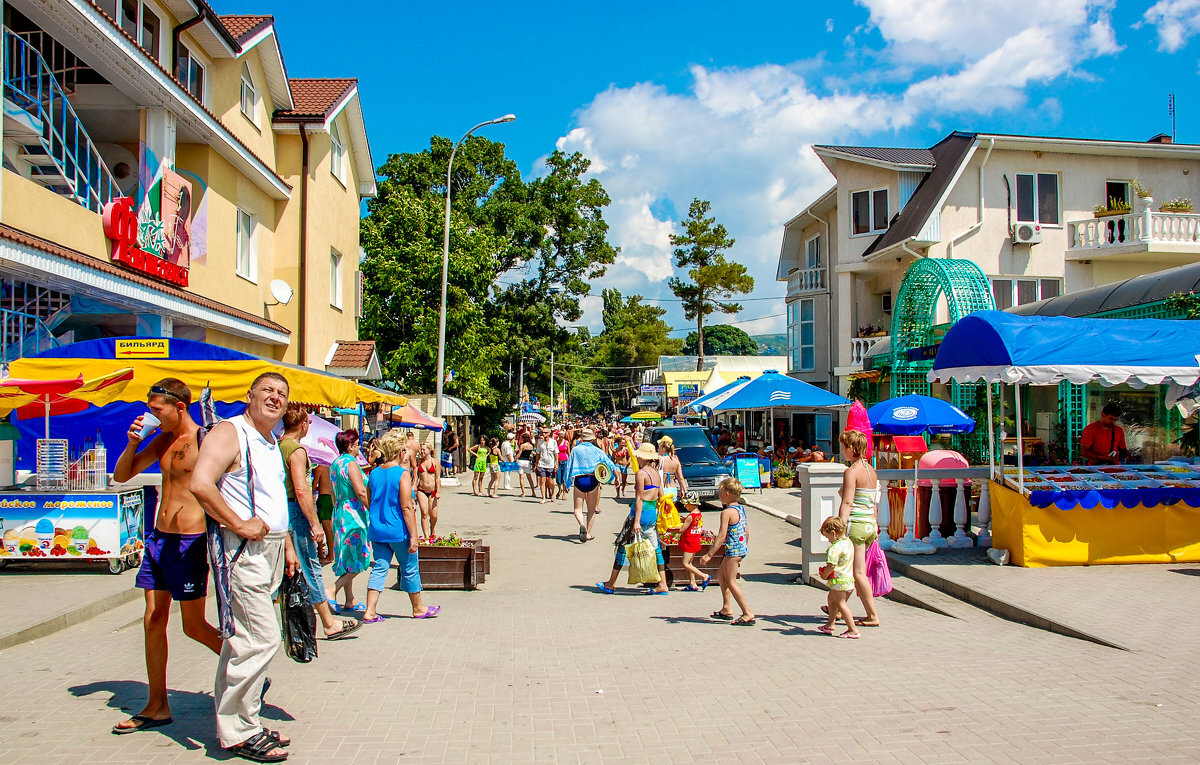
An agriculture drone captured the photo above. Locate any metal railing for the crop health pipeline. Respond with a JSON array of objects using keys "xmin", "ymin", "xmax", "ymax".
[
  {"xmin": 3, "ymin": 28, "xmax": 119, "ymax": 213},
  {"xmin": 1, "ymin": 308, "xmax": 62, "ymax": 365}
]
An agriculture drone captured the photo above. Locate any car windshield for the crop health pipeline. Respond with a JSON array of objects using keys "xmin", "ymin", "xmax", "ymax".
[{"xmin": 655, "ymin": 428, "xmax": 721, "ymax": 466}]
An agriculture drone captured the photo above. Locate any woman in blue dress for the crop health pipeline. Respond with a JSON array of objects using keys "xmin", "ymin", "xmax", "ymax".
[{"xmin": 328, "ymin": 429, "xmax": 372, "ymax": 612}]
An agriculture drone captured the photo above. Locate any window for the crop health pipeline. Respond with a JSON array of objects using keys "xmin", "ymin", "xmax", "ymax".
[
  {"xmin": 804, "ymin": 234, "xmax": 821, "ymax": 270},
  {"xmin": 992, "ymin": 277, "xmax": 1061, "ymax": 310},
  {"xmin": 240, "ymin": 62, "xmax": 257, "ymax": 123},
  {"xmin": 140, "ymin": 8, "xmax": 160, "ymax": 61},
  {"xmin": 788, "ymin": 298, "xmax": 816, "ymax": 372},
  {"xmin": 330, "ymin": 249, "xmax": 343, "ymax": 309},
  {"xmin": 115, "ymin": 1, "xmax": 160, "ymax": 60},
  {"xmin": 330, "ymin": 121, "xmax": 347, "ymax": 184},
  {"xmin": 1106, "ymin": 180, "xmax": 1130, "ymax": 209},
  {"xmin": 236, "ymin": 209, "xmax": 255, "ymax": 281},
  {"xmin": 1015, "ymin": 173, "xmax": 1060, "ymax": 225},
  {"xmin": 851, "ymin": 188, "xmax": 888, "ymax": 235},
  {"xmin": 176, "ymin": 44, "xmax": 205, "ymax": 102},
  {"xmin": 120, "ymin": 0, "xmax": 139, "ymax": 38}
]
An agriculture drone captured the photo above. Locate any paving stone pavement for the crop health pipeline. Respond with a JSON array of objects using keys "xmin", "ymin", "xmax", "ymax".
[{"xmin": 1, "ymin": 481, "xmax": 1198, "ymax": 764}]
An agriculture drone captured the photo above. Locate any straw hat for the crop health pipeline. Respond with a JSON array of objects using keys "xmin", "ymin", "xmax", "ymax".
[
  {"xmin": 580, "ymin": 427, "xmax": 596, "ymax": 441},
  {"xmin": 634, "ymin": 442, "xmax": 661, "ymax": 462}
]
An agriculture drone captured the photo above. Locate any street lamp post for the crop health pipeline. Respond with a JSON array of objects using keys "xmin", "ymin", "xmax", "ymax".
[{"xmin": 434, "ymin": 114, "xmax": 515, "ymax": 479}]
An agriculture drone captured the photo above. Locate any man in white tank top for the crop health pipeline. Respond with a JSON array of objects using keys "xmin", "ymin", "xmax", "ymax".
[{"xmin": 191, "ymin": 372, "xmax": 297, "ymax": 760}]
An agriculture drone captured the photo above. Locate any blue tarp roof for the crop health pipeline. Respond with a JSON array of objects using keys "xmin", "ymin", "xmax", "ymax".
[{"xmin": 929, "ymin": 311, "xmax": 1200, "ymax": 387}]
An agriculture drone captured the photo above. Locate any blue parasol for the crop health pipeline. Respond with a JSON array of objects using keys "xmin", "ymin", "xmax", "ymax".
[{"xmin": 866, "ymin": 394, "xmax": 975, "ymax": 436}]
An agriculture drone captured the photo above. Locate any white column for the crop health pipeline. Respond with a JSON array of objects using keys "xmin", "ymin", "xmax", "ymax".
[
  {"xmin": 925, "ymin": 481, "xmax": 948, "ymax": 548},
  {"xmin": 948, "ymin": 478, "xmax": 973, "ymax": 548},
  {"xmin": 144, "ymin": 108, "xmax": 177, "ymax": 166},
  {"xmin": 892, "ymin": 480, "xmax": 935, "ymax": 555},
  {"xmin": 876, "ymin": 481, "xmax": 893, "ymax": 550},
  {"xmin": 977, "ymin": 479, "xmax": 993, "ymax": 547},
  {"xmin": 797, "ymin": 462, "xmax": 847, "ymax": 584}
]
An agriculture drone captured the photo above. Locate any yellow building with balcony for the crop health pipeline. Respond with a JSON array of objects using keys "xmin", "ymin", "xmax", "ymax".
[{"xmin": 0, "ymin": 0, "xmax": 374, "ymax": 370}]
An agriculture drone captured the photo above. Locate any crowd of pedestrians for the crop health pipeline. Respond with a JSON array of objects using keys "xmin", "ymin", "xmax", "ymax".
[{"xmin": 109, "ymin": 375, "xmax": 439, "ymax": 763}]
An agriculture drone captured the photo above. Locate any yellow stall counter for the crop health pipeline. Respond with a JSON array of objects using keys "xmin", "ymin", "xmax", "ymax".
[{"xmin": 990, "ymin": 481, "xmax": 1200, "ymax": 567}]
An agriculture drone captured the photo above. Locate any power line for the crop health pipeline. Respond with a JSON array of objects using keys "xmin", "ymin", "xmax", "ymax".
[{"xmin": 666, "ymin": 312, "xmax": 786, "ymax": 334}]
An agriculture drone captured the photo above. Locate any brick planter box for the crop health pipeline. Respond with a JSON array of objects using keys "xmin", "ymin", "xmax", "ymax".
[
  {"xmin": 397, "ymin": 539, "xmax": 490, "ymax": 590},
  {"xmin": 662, "ymin": 542, "xmax": 724, "ymax": 588}
]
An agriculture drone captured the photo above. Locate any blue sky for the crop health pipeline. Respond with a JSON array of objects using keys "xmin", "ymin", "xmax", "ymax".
[{"xmin": 231, "ymin": 0, "xmax": 1200, "ymax": 335}]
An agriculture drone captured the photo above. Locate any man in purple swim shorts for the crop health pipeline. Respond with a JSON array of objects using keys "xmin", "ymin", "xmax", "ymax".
[{"xmin": 111, "ymin": 378, "xmax": 223, "ymax": 735}]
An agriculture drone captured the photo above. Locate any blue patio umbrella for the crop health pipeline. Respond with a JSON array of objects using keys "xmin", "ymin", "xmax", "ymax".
[
  {"xmin": 867, "ymin": 394, "xmax": 975, "ymax": 436},
  {"xmin": 697, "ymin": 371, "xmax": 851, "ymax": 411}
]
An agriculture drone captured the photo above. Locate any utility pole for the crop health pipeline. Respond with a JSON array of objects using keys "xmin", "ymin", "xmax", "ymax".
[
  {"xmin": 549, "ymin": 352, "xmax": 555, "ymax": 426},
  {"xmin": 518, "ymin": 356, "xmax": 525, "ymax": 424}
]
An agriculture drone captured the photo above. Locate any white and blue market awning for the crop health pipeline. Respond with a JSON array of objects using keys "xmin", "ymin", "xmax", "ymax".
[
  {"xmin": 928, "ymin": 311, "xmax": 1200, "ymax": 388},
  {"xmin": 680, "ymin": 376, "xmax": 751, "ymax": 414},
  {"xmin": 684, "ymin": 370, "xmax": 850, "ymax": 412}
]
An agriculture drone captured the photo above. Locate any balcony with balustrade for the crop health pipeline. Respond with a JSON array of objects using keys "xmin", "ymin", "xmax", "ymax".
[
  {"xmin": 785, "ymin": 266, "xmax": 826, "ymax": 299},
  {"xmin": 1067, "ymin": 198, "xmax": 1200, "ymax": 263}
]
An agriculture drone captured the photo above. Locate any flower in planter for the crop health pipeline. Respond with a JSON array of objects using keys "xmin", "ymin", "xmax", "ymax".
[{"xmin": 418, "ymin": 533, "xmax": 474, "ymax": 548}]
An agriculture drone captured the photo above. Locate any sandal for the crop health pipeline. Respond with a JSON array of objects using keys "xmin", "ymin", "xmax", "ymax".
[
  {"xmin": 710, "ymin": 611, "xmax": 734, "ymax": 621},
  {"xmin": 414, "ymin": 605, "xmax": 441, "ymax": 619},
  {"xmin": 837, "ymin": 631, "xmax": 861, "ymax": 639},
  {"xmin": 230, "ymin": 731, "xmax": 288, "ymax": 762},
  {"xmin": 262, "ymin": 727, "xmax": 290, "ymax": 747},
  {"xmin": 700, "ymin": 576, "xmax": 712, "ymax": 591},
  {"xmin": 324, "ymin": 620, "xmax": 362, "ymax": 640},
  {"xmin": 683, "ymin": 585, "xmax": 699, "ymax": 592},
  {"xmin": 817, "ymin": 624, "xmax": 835, "ymax": 635},
  {"xmin": 595, "ymin": 583, "xmax": 615, "ymax": 594},
  {"xmin": 112, "ymin": 714, "xmax": 173, "ymax": 735},
  {"xmin": 730, "ymin": 616, "xmax": 757, "ymax": 626},
  {"xmin": 362, "ymin": 614, "xmax": 385, "ymax": 624}
]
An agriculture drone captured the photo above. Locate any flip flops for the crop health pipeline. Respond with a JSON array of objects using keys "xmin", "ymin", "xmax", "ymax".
[
  {"xmin": 415, "ymin": 605, "xmax": 441, "ymax": 619},
  {"xmin": 112, "ymin": 715, "xmax": 173, "ymax": 735},
  {"xmin": 324, "ymin": 620, "xmax": 362, "ymax": 640},
  {"xmin": 711, "ymin": 611, "xmax": 734, "ymax": 620},
  {"xmin": 731, "ymin": 616, "xmax": 757, "ymax": 626},
  {"xmin": 837, "ymin": 631, "xmax": 861, "ymax": 639},
  {"xmin": 595, "ymin": 583, "xmax": 615, "ymax": 594},
  {"xmin": 362, "ymin": 614, "xmax": 385, "ymax": 624},
  {"xmin": 700, "ymin": 576, "xmax": 712, "ymax": 591},
  {"xmin": 579, "ymin": 525, "xmax": 587, "ymax": 543},
  {"xmin": 683, "ymin": 585, "xmax": 699, "ymax": 592},
  {"xmin": 817, "ymin": 624, "xmax": 835, "ymax": 635}
]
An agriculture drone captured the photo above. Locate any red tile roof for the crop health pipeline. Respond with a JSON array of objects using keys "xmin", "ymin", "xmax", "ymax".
[
  {"xmin": 327, "ymin": 340, "xmax": 376, "ymax": 369},
  {"xmin": 274, "ymin": 78, "xmax": 357, "ymax": 122},
  {"xmin": 0, "ymin": 224, "xmax": 290, "ymax": 336},
  {"xmin": 217, "ymin": 14, "xmax": 274, "ymax": 45}
]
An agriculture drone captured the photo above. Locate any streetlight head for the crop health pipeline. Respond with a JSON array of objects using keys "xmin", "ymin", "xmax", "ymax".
[{"xmin": 495, "ymin": 114, "xmax": 517, "ymax": 124}]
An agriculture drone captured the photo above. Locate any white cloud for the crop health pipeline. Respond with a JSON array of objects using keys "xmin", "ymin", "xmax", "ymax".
[
  {"xmin": 826, "ymin": 18, "xmax": 835, "ymax": 33},
  {"xmin": 1144, "ymin": 0, "xmax": 1200, "ymax": 52},
  {"xmin": 557, "ymin": 1, "xmax": 1126, "ymax": 335}
]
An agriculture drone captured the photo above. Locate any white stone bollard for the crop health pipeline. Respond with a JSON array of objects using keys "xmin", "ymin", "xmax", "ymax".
[
  {"xmin": 891, "ymin": 481, "xmax": 935, "ymax": 555},
  {"xmin": 797, "ymin": 462, "xmax": 848, "ymax": 584},
  {"xmin": 976, "ymin": 479, "xmax": 993, "ymax": 547},
  {"xmin": 926, "ymin": 482, "xmax": 948, "ymax": 548},
  {"xmin": 875, "ymin": 482, "xmax": 893, "ymax": 550}
]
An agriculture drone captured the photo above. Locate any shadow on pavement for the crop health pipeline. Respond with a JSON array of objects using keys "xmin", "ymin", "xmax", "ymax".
[
  {"xmin": 754, "ymin": 613, "xmax": 828, "ymax": 636},
  {"xmin": 1170, "ymin": 568, "xmax": 1200, "ymax": 577},
  {"xmin": 567, "ymin": 584, "xmax": 660, "ymax": 596},
  {"xmin": 534, "ymin": 533, "xmax": 584, "ymax": 544},
  {"xmin": 70, "ymin": 680, "xmax": 213, "ymax": 750}
]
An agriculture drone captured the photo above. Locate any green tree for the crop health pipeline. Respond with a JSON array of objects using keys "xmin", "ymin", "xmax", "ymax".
[
  {"xmin": 584, "ymin": 289, "xmax": 683, "ymax": 412},
  {"xmin": 668, "ymin": 198, "xmax": 754, "ymax": 371},
  {"xmin": 359, "ymin": 138, "xmax": 617, "ymax": 429},
  {"xmin": 682, "ymin": 324, "xmax": 757, "ymax": 356}
]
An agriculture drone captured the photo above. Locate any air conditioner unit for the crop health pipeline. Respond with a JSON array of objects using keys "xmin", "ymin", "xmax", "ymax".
[
  {"xmin": 880, "ymin": 293, "xmax": 893, "ymax": 314},
  {"xmin": 1012, "ymin": 222, "xmax": 1042, "ymax": 245}
]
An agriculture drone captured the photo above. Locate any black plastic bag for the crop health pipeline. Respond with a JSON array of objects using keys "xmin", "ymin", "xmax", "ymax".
[{"xmin": 279, "ymin": 571, "xmax": 318, "ymax": 663}]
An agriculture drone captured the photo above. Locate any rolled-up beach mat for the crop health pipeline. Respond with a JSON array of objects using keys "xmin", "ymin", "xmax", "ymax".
[{"xmin": 594, "ymin": 462, "xmax": 614, "ymax": 484}]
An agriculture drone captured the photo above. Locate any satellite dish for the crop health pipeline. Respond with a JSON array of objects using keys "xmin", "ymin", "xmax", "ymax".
[{"xmin": 269, "ymin": 279, "xmax": 294, "ymax": 306}]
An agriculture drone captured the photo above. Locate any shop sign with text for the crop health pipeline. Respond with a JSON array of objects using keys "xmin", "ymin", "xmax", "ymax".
[{"xmin": 102, "ymin": 197, "xmax": 189, "ymax": 287}]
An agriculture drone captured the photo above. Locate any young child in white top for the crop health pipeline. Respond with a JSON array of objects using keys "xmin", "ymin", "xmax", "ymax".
[{"xmin": 818, "ymin": 516, "xmax": 859, "ymax": 639}]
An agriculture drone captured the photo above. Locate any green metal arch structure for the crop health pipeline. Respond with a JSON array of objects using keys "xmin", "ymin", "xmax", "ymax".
[{"xmin": 889, "ymin": 258, "xmax": 995, "ymax": 371}]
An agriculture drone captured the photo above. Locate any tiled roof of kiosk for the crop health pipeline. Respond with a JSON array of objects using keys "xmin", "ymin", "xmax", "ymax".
[
  {"xmin": 217, "ymin": 15, "xmax": 274, "ymax": 44},
  {"xmin": 0, "ymin": 224, "xmax": 290, "ymax": 335},
  {"xmin": 328, "ymin": 340, "xmax": 377, "ymax": 368},
  {"xmin": 274, "ymin": 78, "xmax": 357, "ymax": 122}
]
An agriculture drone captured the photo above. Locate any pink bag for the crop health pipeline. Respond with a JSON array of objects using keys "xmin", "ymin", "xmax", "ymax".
[{"xmin": 866, "ymin": 539, "xmax": 892, "ymax": 598}]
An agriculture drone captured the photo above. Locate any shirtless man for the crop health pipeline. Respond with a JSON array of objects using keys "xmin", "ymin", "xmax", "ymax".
[{"xmin": 111, "ymin": 378, "xmax": 222, "ymax": 734}]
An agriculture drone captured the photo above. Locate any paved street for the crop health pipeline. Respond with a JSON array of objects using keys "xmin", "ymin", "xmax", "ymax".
[{"xmin": 1, "ymin": 481, "xmax": 1199, "ymax": 764}]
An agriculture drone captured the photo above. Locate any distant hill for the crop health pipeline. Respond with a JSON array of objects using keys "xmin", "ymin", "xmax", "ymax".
[{"xmin": 750, "ymin": 333, "xmax": 786, "ymax": 356}]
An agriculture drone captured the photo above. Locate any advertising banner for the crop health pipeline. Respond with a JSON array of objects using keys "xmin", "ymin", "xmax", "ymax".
[
  {"xmin": 734, "ymin": 456, "xmax": 762, "ymax": 490},
  {"xmin": 0, "ymin": 489, "xmax": 144, "ymax": 561}
]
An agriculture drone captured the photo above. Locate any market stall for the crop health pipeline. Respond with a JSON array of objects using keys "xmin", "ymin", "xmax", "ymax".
[{"xmin": 929, "ymin": 311, "xmax": 1200, "ymax": 567}]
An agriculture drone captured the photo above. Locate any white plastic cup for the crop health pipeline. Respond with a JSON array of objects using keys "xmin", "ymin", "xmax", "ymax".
[{"xmin": 137, "ymin": 413, "xmax": 160, "ymax": 440}]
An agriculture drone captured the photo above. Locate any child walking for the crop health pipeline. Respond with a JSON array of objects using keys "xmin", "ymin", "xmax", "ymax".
[
  {"xmin": 817, "ymin": 516, "xmax": 859, "ymax": 639},
  {"xmin": 702, "ymin": 477, "xmax": 755, "ymax": 625},
  {"xmin": 677, "ymin": 498, "xmax": 711, "ymax": 591}
]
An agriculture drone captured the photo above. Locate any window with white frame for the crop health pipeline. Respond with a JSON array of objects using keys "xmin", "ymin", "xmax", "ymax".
[
  {"xmin": 240, "ymin": 62, "xmax": 257, "ymax": 124},
  {"xmin": 788, "ymin": 298, "xmax": 816, "ymax": 372},
  {"xmin": 236, "ymin": 209, "xmax": 255, "ymax": 281},
  {"xmin": 330, "ymin": 120, "xmax": 347, "ymax": 184},
  {"xmin": 330, "ymin": 249, "xmax": 343, "ymax": 309},
  {"xmin": 804, "ymin": 234, "xmax": 822, "ymax": 270},
  {"xmin": 991, "ymin": 277, "xmax": 1060, "ymax": 310},
  {"xmin": 176, "ymin": 43, "xmax": 205, "ymax": 102},
  {"xmin": 115, "ymin": 1, "xmax": 161, "ymax": 61},
  {"xmin": 851, "ymin": 188, "xmax": 888, "ymax": 235},
  {"xmin": 1015, "ymin": 173, "xmax": 1060, "ymax": 225}
]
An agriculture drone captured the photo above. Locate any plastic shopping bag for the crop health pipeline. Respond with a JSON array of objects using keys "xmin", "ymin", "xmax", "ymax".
[
  {"xmin": 280, "ymin": 571, "xmax": 318, "ymax": 663},
  {"xmin": 866, "ymin": 538, "xmax": 892, "ymax": 598},
  {"xmin": 656, "ymin": 498, "xmax": 681, "ymax": 537},
  {"xmin": 626, "ymin": 532, "xmax": 661, "ymax": 585}
]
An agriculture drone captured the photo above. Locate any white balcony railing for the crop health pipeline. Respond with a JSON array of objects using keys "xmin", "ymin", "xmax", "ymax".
[
  {"xmin": 849, "ymin": 335, "xmax": 887, "ymax": 366},
  {"xmin": 786, "ymin": 266, "xmax": 825, "ymax": 296},
  {"xmin": 1068, "ymin": 209, "xmax": 1200, "ymax": 252}
]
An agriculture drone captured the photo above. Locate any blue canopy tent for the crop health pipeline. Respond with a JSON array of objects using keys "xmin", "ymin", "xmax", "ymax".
[
  {"xmin": 929, "ymin": 311, "xmax": 1200, "ymax": 491},
  {"xmin": 682, "ymin": 371, "xmax": 850, "ymax": 455},
  {"xmin": 680, "ymin": 376, "xmax": 751, "ymax": 414}
]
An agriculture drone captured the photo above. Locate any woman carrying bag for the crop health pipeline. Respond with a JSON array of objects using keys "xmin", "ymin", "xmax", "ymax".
[{"xmin": 596, "ymin": 443, "xmax": 669, "ymax": 595}]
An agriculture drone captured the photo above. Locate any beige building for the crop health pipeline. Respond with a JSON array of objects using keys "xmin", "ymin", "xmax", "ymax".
[
  {"xmin": 0, "ymin": 1, "xmax": 374, "ymax": 369},
  {"xmin": 776, "ymin": 131, "xmax": 1200, "ymax": 395}
]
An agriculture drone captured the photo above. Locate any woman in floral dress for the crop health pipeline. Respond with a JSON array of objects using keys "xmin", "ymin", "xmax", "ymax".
[{"xmin": 327, "ymin": 429, "xmax": 372, "ymax": 612}]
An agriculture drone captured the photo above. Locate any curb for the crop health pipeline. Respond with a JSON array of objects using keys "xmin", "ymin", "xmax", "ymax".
[
  {"xmin": 743, "ymin": 499, "xmax": 803, "ymax": 528},
  {"xmin": 885, "ymin": 554, "xmax": 1129, "ymax": 651},
  {"xmin": 0, "ymin": 585, "xmax": 141, "ymax": 652}
]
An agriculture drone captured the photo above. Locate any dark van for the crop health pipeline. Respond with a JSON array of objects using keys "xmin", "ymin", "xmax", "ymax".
[{"xmin": 642, "ymin": 424, "xmax": 732, "ymax": 500}]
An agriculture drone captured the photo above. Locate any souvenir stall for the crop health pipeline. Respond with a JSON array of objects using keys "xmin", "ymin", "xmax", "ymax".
[
  {"xmin": 0, "ymin": 337, "xmax": 405, "ymax": 572},
  {"xmin": 929, "ymin": 312, "xmax": 1200, "ymax": 567}
]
